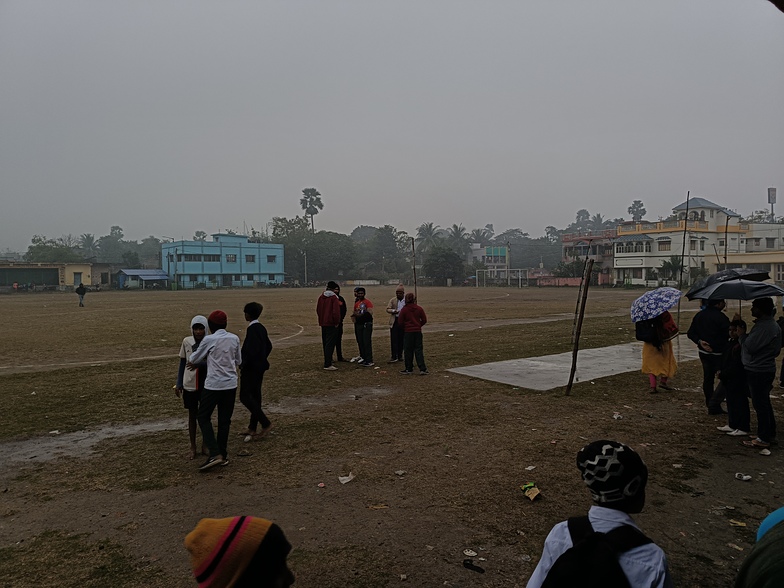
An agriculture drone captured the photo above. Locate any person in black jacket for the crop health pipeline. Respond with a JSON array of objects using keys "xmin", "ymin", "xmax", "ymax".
[
  {"xmin": 75, "ymin": 283, "xmax": 87, "ymax": 307},
  {"xmin": 716, "ymin": 319, "xmax": 750, "ymax": 437},
  {"xmin": 333, "ymin": 283, "xmax": 348, "ymax": 362},
  {"xmin": 239, "ymin": 302, "xmax": 273, "ymax": 442},
  {"xmin": 687, "ymin": 299, "xmax": 730, "ymax": 414}
]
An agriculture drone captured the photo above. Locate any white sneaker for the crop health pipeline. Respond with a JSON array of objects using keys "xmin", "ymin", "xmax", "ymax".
[
  {"xmin": 716, "ymin": 425, "xmax": 734, "ymax": 433},
  {"xmin": 323, "ymin": 365, "xmax": 338, "ymax": 371},
  {"xmin": 244, "ymin": 434, "xmax": 253, "ymax": 443},
  {"xmin": 727, "ymin": 429, "xmax": 750, "ymax": 437},
  {"xmin": 350, "ymin": 356, "xmax": 363, "ymax": 363}
]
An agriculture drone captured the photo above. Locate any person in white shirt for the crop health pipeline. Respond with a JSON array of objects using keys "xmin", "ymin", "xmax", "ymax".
[
  {"xmin": 188, "ymin": 310, "xmax": 242, "ymax": 471},
  {"xmin": 527, "ymin": 440, "xmax": 673, "ymax": 588}
]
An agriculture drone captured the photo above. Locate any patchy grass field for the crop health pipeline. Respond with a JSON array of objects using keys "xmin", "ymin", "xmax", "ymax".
[{"xmin": 0, "ymin": 286, "xmax": 781, "ymax": 587}]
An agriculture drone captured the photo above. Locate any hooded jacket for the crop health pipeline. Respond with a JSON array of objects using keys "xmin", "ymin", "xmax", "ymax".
[
  {"xmin": 742, "ymin": 314, "xmax": 782, "ymax": 373},
  {"xmin": 177, "ymin": 315, "xmax": 210, "ymax": 391},
  {"xmin": 316, "ymin": 290, "xmax": 341, "ymax": 327}
]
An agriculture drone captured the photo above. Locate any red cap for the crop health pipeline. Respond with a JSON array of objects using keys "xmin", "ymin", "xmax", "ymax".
[{"xmin": 208, "ymin": 310, "xmax": 227, "ymax": 326}]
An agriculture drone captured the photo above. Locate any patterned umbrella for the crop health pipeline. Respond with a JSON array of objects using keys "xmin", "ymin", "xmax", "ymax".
[{"xmin": 630, "ymin": 287, "xmax": 683, "ymax": 323}]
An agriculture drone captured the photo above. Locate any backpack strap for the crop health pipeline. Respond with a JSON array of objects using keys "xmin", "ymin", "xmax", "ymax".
[{"xmin": 567, "ymin": 516, "xmax": 653, "ymax": 553}]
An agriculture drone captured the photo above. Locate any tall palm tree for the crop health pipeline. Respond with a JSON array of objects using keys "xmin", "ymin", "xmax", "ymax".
[
  {"xmin": 299, "ymin": 188, "xmax": 324, "ymax": 233},
  {"xmin": 590, "ymin": 213, "xmax": 605, "ymax": 231},
  {"xmin": 446, "ymin": 224, "xmax": 471, "ymax": 257},
  {"xmin": 78, "ymin": 233, "xmax": 100, "ymax": 258},
  {"xmin": 469, "ymin": 227, "xmax": 492, "ymax": 245},
  {"xmin": 415, "ymin": 222, "xmax": 442, "ymax": 253},
  {"xmin": 659, "ymin": 255, "xmax": 683, "ymax": 281}
]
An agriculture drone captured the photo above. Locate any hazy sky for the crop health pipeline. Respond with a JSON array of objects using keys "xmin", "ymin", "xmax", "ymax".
[{"xmin": 2, "ymin": 1, "xmax": 783, "ymax": 252}]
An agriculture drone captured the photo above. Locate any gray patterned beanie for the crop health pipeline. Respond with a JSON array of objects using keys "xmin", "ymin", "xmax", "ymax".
[{"xmin": 576, "ymin": 440, "xmax": 648, "ymax": 506}]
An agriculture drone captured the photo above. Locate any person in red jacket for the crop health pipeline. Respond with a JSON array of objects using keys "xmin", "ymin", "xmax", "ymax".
[
  {"xmin": 316, "ymin": 281, "xmax": 342, "ymax": 370},
  {"xmin": 397, "ymin": 292, "xmax": 429, "ymax": 375}
]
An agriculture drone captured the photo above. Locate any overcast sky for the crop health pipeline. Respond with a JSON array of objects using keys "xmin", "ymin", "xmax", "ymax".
[{"xmin": 1, "ymin": 0, "xmax": 783, "ymax": 252}]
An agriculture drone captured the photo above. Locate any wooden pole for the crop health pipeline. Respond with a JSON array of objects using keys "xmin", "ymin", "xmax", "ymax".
[
  {"xmin": 411, "ymin": 237, "xmax": 418, "ymax": 299},
  {"xmin": 676, "ymin": 190, "xmax": 691, "ymax": 330},
  {"xmin": 566, "ymin": 258, "xmax": 594, "ymax": 395}
]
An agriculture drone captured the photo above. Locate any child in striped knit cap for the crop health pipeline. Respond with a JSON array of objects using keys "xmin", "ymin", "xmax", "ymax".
[{"xmin": 185, "ymin": 516, "xmax": 294, "ymax": 587}]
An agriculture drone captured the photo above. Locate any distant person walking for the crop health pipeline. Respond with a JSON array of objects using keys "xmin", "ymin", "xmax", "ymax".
[
  {"xmin": 352, "ymin": 287, "xmax": 374, "ymax": 367},
  {"xmin": 316, "ymin": 282, "xmax": 342, "ymax": 370},
  {"xmin": 75, "ymin": 283, "xmax": 86, "ymax": 307},
  {"xmin": 239, "ymin": 302, "xmax": 273, "ymax": 443},
  {"xmin": 398, "ymin": 292, "xmax": 429, "ymax": 375},
  {"xmin": 188, "ymin": 310, "xmax": 242, "ymax": 471},
  {"xmin": 386, "ymin": 285, "xmax": 406, "ymax": 363}
]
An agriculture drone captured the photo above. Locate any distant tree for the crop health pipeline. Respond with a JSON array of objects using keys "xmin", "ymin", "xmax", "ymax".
[
  {"xmin": 121, "ymin": 251, "xmax": 141, "ymax": 268},
  {"xmin": 469, "ymin": 227, "xmax": 492, "ymax": 246},
  {"xmin": 300, "ymin": 187, "xmax": 324, "ymax": 233},
  {"xmin": 193, "ymin": 231, "xmax": 208, "ymax": 241},
  {"xmin": 659, "ymin": 256, "xmax": 683, "ymax": 281},
  {"xmin": 350, "ymin": 225, "xmax": 378, "ymax": 243},
  {"xmin": 224, "ymin": 228, "xmax": 237, "ymax": 235},
  {"xmin": 628, "ymin": 200, "xmax": 647, "ymax": 222},
  {"xmin": 78, "ymin": 233, "xmax": 100, "ymax": 258},
  {"xmin": 139, "ymin": 236, "xmax": 162, "ymax": 265},
  {"xmin": 365, "ymin": 225, "xmax": 410, "ymax": 278},
  {"xmin": 446, "ymin": 224, "xmax": 471, "ymax": 257},
  {"xmin": 493, "ymin": 228, "xmax": 529, "ymax": 242},
  {"xmin": 24, "ymin": 235, "xmax": 83, "ymax": 263},
  {"xmin": 415, "ymin": 222, "xmax": 443, "ymax": 254},
  {"xmin": 575, "ymin": 209, "xmax": 591, "ymax": 226},
  {"xmin": 97, "ymin": 226, "xmax": 126, "ymax": 263},
  {"xmin": 544, "ymin": 226, "xmax": 562, "ymax": 244},
  {"xmin": 422, "ymin": 244, "xmax": 465, "ymax": 285},
  {"xmin": 590, "ymin": 213, "xmax": 606, "ymax": 231},
  {"xmin": 741, "ymin": 210, "xmax": 784, "ymax": 223},
  {"xmin": 307, "ymin": 231, "xmax": 357, "ymax": 281}
]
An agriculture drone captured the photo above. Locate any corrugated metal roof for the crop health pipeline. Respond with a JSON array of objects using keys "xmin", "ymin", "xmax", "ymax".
[{"xmin": 119, "ymin": 269, "xmax": 170, "ymax": 280}]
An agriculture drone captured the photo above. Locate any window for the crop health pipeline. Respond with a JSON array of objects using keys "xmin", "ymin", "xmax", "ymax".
[
  {"xmin": 699, "ymin": 241, "xmax": 704, "ymax": 251},
  {"xmin": 690, "ymin": 240, "xmax": 697, "ymax": 251},
  {"xmin": 616, "ymin": 244, "xmax": 623, "ymax": 253},
  {"xmin": 632, "ymin": 269, "xmax": 643, "ymax": 279},
  {"xmin": 190, "ymin": 275, "xmax": 198, "ymax": 281},
  {"xmin": 754, "ymin": 239, "xmax": 761, "ymax": 246},
  {"xmin": 267, "ymin": 255, "xmax": 277, "ymax": 263},
  {"xmin": 246, "ymin": 255, "xmax": 255, "ymax": 263},
  {"xmin": 208, "ymin": 275, "xmax": 216, "ymax": 282},
  {"xmin": 184, "ymin": 254, "xmax": 202, "ymax": 262},
  {"xmin": 624, "ymin": 243, "xmax": 633, "ymax": 253},
  {"xmin": 777, "ymin": 264, "xmax": 784, "ymax": 282},
  {"xmin": 658, "ymin": 242, "xmax": 671, "ymax": 252},
  {"xmin": 767, "ymin": 238, "xmax": 776, "ymax": 249},
  {"xmin": 719, "ymin": 240, "xmax": 725, "ymax": 247},
  {"xmin": 177, "ymin": 254, "xmax": 183, "ymax": 261},
  {"xmin": 204, "ymin": 254, "xmax": 220, "ymax": 262},
  {"xmin": 644, "ymin": 242, "xmax": 651, "ymax": 252},
  {"xmin": 247, "ymin": 274, "xmax": 254, "ymax": 281},
  {"xmin": 634, "ymin": 242, "xmax": 643, "ymax": 252},
  {"xmin": 268, "ymin": 274, "xmax": 276, "ymax": 281},
  {"xmin": 226, "ymin": 254, "xmax": 237, "ymax": 263},
  {"xmin": 234, "ymin": 274, "xmax": 242, "ymax": 281}
]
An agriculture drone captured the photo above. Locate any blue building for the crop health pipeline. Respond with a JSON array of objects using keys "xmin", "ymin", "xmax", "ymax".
[{"xmin": 161, "ymin": 234, "xmax": 285, "ymax": 288}]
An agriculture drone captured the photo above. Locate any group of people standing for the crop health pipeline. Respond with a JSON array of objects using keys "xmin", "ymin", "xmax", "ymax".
[
  {"xmin": 175, "ymin": 303, "xmax": 274, "ymax": 471},
  {"xmin": 687, "ymin": 296, "xmax": 781, "ymax": 449},
  {"xmin": 317, "ymin": 282, "xmax": 429, "ymax": 375}
]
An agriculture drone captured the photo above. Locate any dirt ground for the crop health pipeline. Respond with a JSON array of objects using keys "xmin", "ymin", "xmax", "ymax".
[{"xmin": 0, "ymin": 286, "xmax": 781, "ymax": 587}]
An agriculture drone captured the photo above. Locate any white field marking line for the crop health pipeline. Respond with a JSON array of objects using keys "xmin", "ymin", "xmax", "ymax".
[{"xmin": 0, "ymin": 324, "xmax": 307, "ymax": 371}]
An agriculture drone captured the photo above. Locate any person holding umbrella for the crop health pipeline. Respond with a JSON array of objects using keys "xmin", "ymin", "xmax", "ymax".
[
  {"xmin": 687, "ymin": 299, "xmax": 731, "ymax": 415},
  {"xmin": 740, "ymin": 297, "xmax": 781, "ymax": 450},
  {"xmin": 631, "ymin": 288, "xmax": 681, "ymax": 394}
]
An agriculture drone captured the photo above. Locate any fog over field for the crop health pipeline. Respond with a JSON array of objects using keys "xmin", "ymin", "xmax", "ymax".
[{"xmin": 1, "ymin": 0, "xmax": 783, "ymax": 251}]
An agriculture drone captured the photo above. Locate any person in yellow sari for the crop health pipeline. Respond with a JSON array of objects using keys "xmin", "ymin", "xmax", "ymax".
[{"xmin": 641, "ymin": 311, "xmax": 678, "ymax": 393}]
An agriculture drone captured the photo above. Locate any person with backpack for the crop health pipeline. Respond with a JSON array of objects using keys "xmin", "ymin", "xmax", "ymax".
[{"xmin": 526, "ymin": 440, "xmax": 673, "ymax": 588}]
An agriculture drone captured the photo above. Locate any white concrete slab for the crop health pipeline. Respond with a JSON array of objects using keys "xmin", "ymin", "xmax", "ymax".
[{"xmin": 447, "ymin": 336, "xmax": 701, "ymax": 391}]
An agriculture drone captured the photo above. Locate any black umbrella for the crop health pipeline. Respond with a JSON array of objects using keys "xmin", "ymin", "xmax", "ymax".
[
  {"xmin": 685, "ymin": 268, "xmax": 770, "ymax": 301},
  {"xmin": 686, "ymin": 279, "xmax": 784, "ymax": 301}
]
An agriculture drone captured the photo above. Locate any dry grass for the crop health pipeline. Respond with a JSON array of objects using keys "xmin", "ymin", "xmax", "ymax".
[{"xmin": 0, "ymin": 287, "xmax": 777, "ymax": 588}]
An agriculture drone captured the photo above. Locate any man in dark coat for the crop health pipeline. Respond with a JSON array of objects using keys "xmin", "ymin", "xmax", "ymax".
[
  {"xmin": 240, "ymin": 302, "xmax": 273, "ymax": 441},
  {"xmin": 687, "ymin": 299, "xmax": 730, "ymax": 414}
]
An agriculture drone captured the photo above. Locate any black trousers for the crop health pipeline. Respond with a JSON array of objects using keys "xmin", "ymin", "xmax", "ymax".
[
  {"xmin": 354, "ymin": 321, "xmax": 373, "ymax": 363},
  {"xmin": 748, "ymin": 371, "xmax": 777, "ymax": 442},
  {"xmin": 240, "ymin": 370, "xmax": 271, "ymax": 432},
  {"xmin": 321, "ymin": 326, "xmax": 339, "ymax": 367},
  {"xmin": 699, "ymin": 353, "xmax": 723, "ymax": 409},
  {"xmin": 198, "ymin": 387, "xmax": 236, "ymax": 459},
  {"xmin": 722, "ymin": 378, "xmax": 750, "ymax": 432},
  {"xmin": 390, "ymin": 319, "xmax": 404, "ymax": 360},
  {"xmin": 403, "ymin": 332, "xmax": 427, "ymax": 372}
]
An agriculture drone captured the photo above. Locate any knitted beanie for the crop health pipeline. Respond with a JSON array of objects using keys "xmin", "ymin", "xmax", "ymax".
[
  {"xmin": 327, "ymin": 281, "xmax": 339, "ymax": 290},
  {"xmin": 208, "ymin": 310, "xmax": 228, "ymax": 327},
  {"xmin": 576, "ymin": 440, "xmax": 648, "ymax": 506},
  {"xmin": 184, "ymin": 516, "xmax": 287, "ymax": 587}
]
